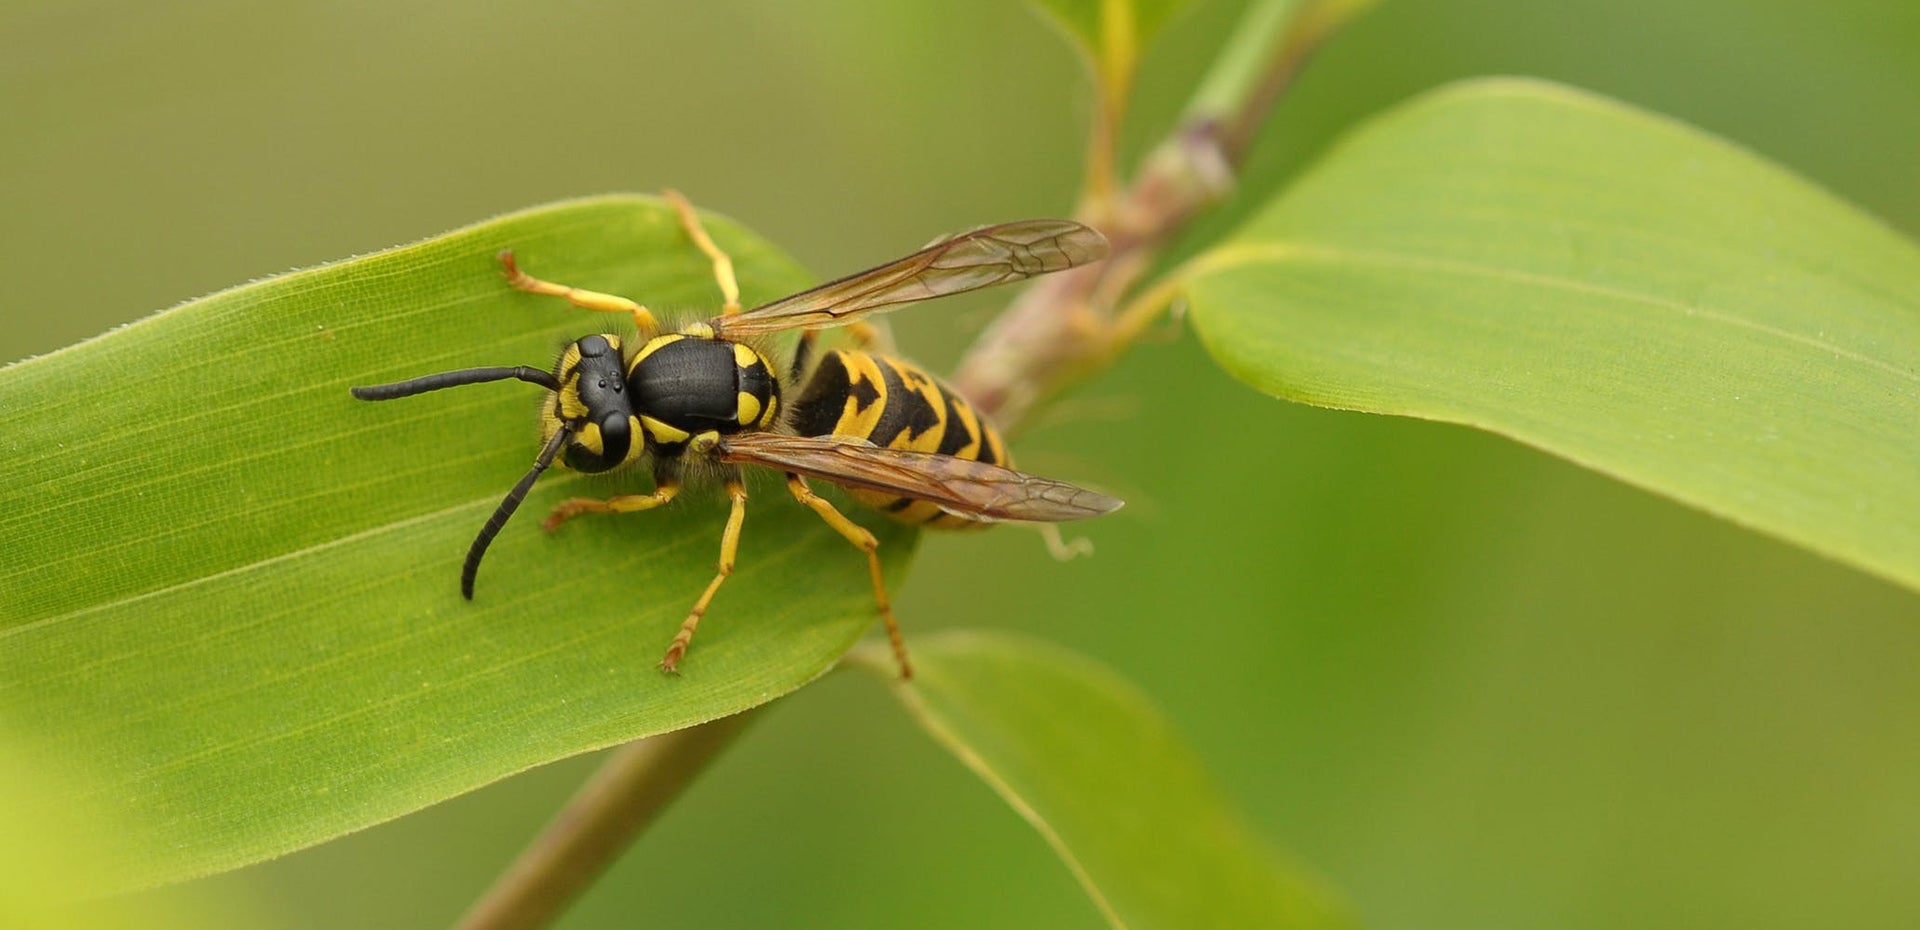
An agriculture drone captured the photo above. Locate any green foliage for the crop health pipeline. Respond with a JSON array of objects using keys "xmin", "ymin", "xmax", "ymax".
[
  {"xmin": 1184, "ymin": 0, "xmax": 1378, "ymax": 124},
  {"xmin": 1184, "ymin": 78, "xmax": 1920, "ymax": 592},
  {"xmin": 6, "ymin": 2, "xmax": 1920, "ymax": 928},
  {"xmin": 855, "ymin": 632, "xmax": 1352, "ymax": 930},
  {"xmin": 0, "ymin": 196, "xmax": 916, "ymax": 891},
  {"xmin": 6, "ymin": 4, "xmax": 1916, "ymax": 927},
  {"xmin": 1029, "ymin": 0, "xmax": 1199, "ymax": 98}
]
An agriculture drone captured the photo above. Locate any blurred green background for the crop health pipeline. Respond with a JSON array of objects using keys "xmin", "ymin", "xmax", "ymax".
[{"xmin": 5, "ymin": 0, "xmax": 1918, "ymax": 927}]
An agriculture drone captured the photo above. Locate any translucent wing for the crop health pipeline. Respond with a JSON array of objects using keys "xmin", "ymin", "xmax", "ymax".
[
  {"xmin": 710, "ymin": 219, "xmax": 1109, "ymax": 338},
  {"xmin": 715, "ymin": 432, "xmax": 1122, "ymax": 523}
]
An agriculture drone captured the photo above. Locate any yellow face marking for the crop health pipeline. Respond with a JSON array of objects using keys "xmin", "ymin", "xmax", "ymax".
[
  {"xmin": 732, "ymin": 342, "xmax": 758, "ymax": 368},
  {"xmin": 574, "ymin": 420, "xmax": 605, "ymax": 454},
  {"xmin": 631, "ymin": 334, "xmax": 685, "ymax": 366},
  {"xmin": 558, "ymin": 373, "xmax": 589, "ymax": 420},
  {"xmin": 680, "ymin": 322, "xmax": 716, "ymax": 339},
  {"xmin": 539, "ymin": 416, "xmax": 568, "ymax": 464},
  {"xmin": 736, "ymin": 391, "xmax": 762, "ymax": 426},
  {"xmin": 641, "ymin": 415, "xmax": 691, "ymax": 445}
]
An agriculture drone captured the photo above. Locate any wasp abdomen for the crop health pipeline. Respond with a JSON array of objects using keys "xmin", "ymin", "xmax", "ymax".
[{"xmin": 791, "ymin": 348, "xmax": 1008, "ymax": 529}]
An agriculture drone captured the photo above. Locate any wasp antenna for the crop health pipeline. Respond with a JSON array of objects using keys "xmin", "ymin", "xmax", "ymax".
[
  {"xmin": 351, "ymin": 366, "xmax": 559, "ymax": 401},
  {"xmin": 463, "ymin": 426, "xmax": 570, "ymax": 600}
]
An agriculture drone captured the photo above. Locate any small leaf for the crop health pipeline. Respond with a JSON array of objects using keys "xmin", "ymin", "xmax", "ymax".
[
  {"xmin": 0, "ymin": 195, "xmax": 916, "ymax": 891},
  {"xmin": 1031, "ymin": 0, "xmax": 1197, "ymax": 101},
  {"xmin": 852, "ymin": 631, "xmax": 1352, "ymax": 930},
  {"xmin": 1183, "ymin": 78, "xmax": 1920, "ymax": 592}
]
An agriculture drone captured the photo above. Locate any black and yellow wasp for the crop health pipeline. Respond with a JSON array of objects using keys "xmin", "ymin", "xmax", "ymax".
[{"xmin": 351, "ymin": 193, "xmax": 1119, "ymax": 678}]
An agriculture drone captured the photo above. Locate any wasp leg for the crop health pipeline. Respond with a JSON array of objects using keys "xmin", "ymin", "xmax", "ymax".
[
  {"xmin": 660, "ymin": 476, "xmax": 749, "ymax": 673},
  {"xmin": 663, "ymin": 189, "xmax": 741, "ymax": 315},
  {"xmin": 791, "ymin": 330, "xmax": 819, "ymax": 378},
  {"xmin": 843, "ymin": 321, "xmax": 887, "ymax": 351},
  {"xmin": 1036, "ymin": 523, "xmax": 1094, "ymax": 561},
  {"xmin": 541, "ymin": 481, "xmax": 681, "ymax": 533},
  {"xmin": 783, "ymin": 474, "xmax": 912, "ymax": 680},
  {"xmin": 498, "ymin": 250, "xmax": 659, "ymax": 333}
]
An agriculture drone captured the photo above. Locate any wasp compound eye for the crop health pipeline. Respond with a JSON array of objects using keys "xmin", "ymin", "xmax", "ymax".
[
  {"xmin": 561, "ymin": 412, "xmax": 632, "ymax": 474},
  {"xmin": 600, "ymin": 411, "xmax": 632, "ymax": 456}
]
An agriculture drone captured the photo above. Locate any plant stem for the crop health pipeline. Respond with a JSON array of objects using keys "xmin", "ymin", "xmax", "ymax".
[
  {"xmin": 955, "ymin": 0, "xmax": 1379, "ymax": 431},
  {"xmin": 453, "ymin": 710, "xmax": 759, "ymax": 930},
  {"xmin": 455, "ymin": 5, "xmax": 1376, "ymax": 927}
]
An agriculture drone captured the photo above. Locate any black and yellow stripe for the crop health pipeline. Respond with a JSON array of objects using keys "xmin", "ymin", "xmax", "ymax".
[{"xmin": 789, "ymin": 348, "xmax": 1009, "ymax": 530}]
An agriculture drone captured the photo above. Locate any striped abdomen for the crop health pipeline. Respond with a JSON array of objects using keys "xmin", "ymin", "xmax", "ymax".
[{"xmin": 788, "ymin": 349, "xmax": 1008, "ymax": 529}]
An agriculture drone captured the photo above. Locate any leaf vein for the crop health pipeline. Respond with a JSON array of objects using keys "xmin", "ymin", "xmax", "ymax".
[{"xmin": 1191, "ymin": 241, "xmax": 1920, "ymax": 385}]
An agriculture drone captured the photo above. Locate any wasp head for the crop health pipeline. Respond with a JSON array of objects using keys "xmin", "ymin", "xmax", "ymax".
[{"xmin": 547, "ymin": 333, "xmax": 644, "ymax": 473}]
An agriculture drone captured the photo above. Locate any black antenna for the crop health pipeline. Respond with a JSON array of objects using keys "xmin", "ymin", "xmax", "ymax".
[
  {"xmin": 351, "ymin": 366, "xmax": 559, "ymax": 401},
  {"xmin": 463, "ymin": 426, "xmax": 570, "ymax": 600}
]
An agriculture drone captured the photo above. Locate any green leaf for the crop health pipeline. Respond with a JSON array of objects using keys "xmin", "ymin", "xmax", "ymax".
[
  {"xmin": 851, "ymin": 632, "xmax": 1352, "ymax": 930},
  {"xmin": 1030, "ymin": 0, "xmax": 1197, "ymax": 99},
  {"xmin": 0, "ymin": 195, "xmax": 917, "ymax": 891},
  {"xmin": 1182, "ymin": 78, "xmax": 1920, "ymax": 592}
]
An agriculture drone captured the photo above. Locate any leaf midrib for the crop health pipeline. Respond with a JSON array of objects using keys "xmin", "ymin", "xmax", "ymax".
[
  {"xmin": 0, "ymin": 471, "xmax": 597, "ymax": 645},
  {"xmin": 1190, "ymin": 241, "xmax": 1920, "ymax": 386}
]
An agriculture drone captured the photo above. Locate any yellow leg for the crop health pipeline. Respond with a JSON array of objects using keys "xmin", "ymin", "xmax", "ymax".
[
  {"xmin": 661, "ymin": 480, "xmax": 749, "ymax": 673},
  {"xmin": 663, "ymin": 189, "xmax": 741, "ymax": 315},
  {"xmin": 498, "ymin": 249, "xmax": 659, "ymax": 333},
  {"xmin": 1037, "ymin": 523, "xmax": 1094, "ymax": 561},
  {"xmin": 541, "ymin": 482, "xmax": 681, "ymax": 533},
  {"xmin": 844, "ymin": 321, "xmax": 883, "ymax": 349},
  {"xmin": 784, "ymin": 474, "xmax": 912, "ymax": 680}
]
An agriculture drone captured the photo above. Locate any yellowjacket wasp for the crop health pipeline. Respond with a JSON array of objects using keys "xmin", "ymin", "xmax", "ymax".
[{"xmin": 352, "ymin": 193, "xmax": 1119, "ymax": 678}]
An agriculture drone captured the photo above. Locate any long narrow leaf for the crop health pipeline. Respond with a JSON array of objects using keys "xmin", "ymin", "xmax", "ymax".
[
  {"xmin": 1183, "ymin": 79, "xmax": 1920, "ymax": 591},
  {"xmin": 0, "ymin": 196, "xmax": 916, "ymax": 891},
  {"xmin": 853, "ymin": 631, "xmax": 1351, "ymax": 930}
]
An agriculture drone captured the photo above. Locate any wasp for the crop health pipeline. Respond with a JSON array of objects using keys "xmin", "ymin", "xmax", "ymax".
[{"xmin": 351, "ymin": 193, "xmax": 1118, "ymax": 678}]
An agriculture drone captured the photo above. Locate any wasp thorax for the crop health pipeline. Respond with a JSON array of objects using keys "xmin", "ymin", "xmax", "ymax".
[
  {"xmin": 553, "ymin": 333, "xmax": 640, "ymax": 473},
  {"xmin": 624, "ymin": 334, "xmax": 783, "ymax": 452}
]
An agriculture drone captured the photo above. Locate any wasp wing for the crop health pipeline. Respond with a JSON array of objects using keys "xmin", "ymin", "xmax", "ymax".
[
  {"xmin": 710, "ymin": 219, "xmax": 1109, "ymax": 338},
  {"xmin": 715, "ymin": 432, "xmax": 1122, "ymax": 523}
]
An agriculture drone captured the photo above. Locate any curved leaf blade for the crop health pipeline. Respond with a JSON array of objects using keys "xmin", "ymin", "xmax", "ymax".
[
  {"xmin": 852, "ymin": 632, "xmax": 1351, "ymax": 930},
  {"xmin": 0, "ymin": 195, "xmax": 916, "ymax": 891},
  {"xmin": 1184, "ymin": 78, "xmax": 1920, "ymax": 591}
]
